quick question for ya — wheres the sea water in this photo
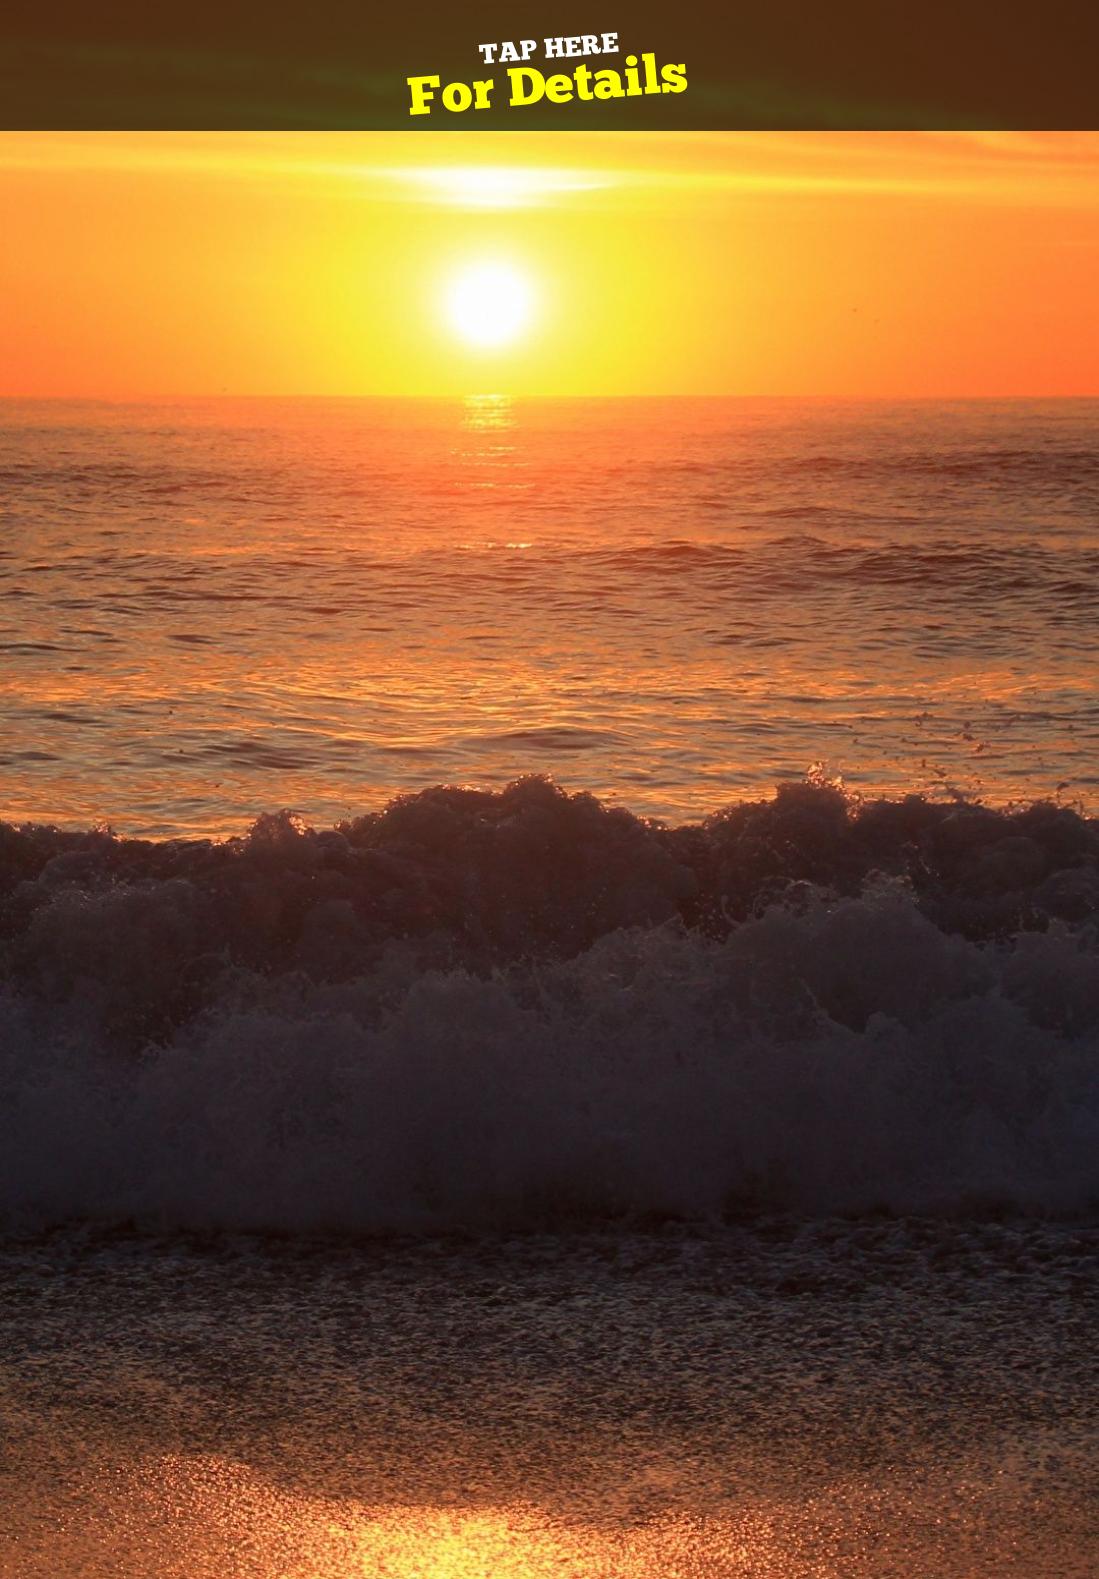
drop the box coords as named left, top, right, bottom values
left=3, top=395, right=1098, bottom=836
left=1, top=396, right=1096, bottom=1574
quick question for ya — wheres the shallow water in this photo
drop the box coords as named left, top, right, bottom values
left=2, top=1225, right=1096, bottom=1577
left=3, top=395, right=1098, bottom=836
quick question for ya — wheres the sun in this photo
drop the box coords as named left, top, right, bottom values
left=444, top=261, right=535, bottom=350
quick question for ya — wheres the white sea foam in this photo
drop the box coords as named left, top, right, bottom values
left=2, top=851, right=1096, bottom=1231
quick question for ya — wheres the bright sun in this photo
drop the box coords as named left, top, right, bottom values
left=444, top=261, right=535, bottom=350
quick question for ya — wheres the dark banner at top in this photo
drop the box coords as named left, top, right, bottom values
left=1, top=0, right=1097, bottom=130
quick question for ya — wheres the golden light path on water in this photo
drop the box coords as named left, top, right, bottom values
left=3, top=1228, right=1093, bottom=1579
left=10, top=1452, right=895, bottom=1578
left=15, top=1445, right=1078, bottom=1579
left=3, top=395, right=1098, bottom=837
left=24, top=1454, right=799, bottom=1576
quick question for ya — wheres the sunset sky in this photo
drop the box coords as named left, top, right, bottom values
left=2, top=131, right=1097, bottom=398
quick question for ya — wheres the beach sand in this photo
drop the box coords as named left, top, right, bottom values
left=2, top=1223, right=1095, bottom=1577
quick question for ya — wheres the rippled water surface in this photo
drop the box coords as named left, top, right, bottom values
left=3, top=397, right=1098, bottom=1577
left=3, top=396, right=1097, bottom=835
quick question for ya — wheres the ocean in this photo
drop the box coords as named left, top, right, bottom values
left=3, top=396, right=1099, bottom=835
left=1, top=396, right=1097, bottom=1574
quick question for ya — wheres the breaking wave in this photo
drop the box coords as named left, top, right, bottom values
left=2, top=777, right=1098, bottom=1232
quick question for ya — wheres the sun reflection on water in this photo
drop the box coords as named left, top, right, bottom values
left=7, top=1441, right=1077, bottom=1577
left=39, top=1453, right=796, bottom=1578
left=461, top=392, right=517, bottom=431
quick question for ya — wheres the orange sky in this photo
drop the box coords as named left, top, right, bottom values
left=1, top=131, right=1097, bottom=398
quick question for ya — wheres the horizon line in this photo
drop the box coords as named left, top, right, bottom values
left=3, top=390, right=1098, bottom=404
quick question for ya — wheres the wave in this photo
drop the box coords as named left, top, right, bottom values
left=2, top=777, right=1098, bottom=1232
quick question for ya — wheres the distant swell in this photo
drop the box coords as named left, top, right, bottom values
left=2, top=777, right=1098, bottom=1232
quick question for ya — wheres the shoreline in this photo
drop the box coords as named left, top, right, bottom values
left=2, top=1220, right=1095, bottom=1577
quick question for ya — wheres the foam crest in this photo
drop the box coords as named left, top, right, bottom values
left=2, top=779, right=1097, bottom=1231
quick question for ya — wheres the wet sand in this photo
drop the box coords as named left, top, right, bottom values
left=2, top=1221, right=1095, bottom=1577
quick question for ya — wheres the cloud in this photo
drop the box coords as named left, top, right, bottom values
left=1, top=131, right=1097, bottom=211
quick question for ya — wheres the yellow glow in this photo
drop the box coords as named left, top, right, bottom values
left=10, top=1450, right=1058, bottom=1576
left=444, top=261, right=535, bottom=349
left=392, top=164, right=611, bottom=208
left=1, top=132, right=1098, bottom=396
left=26, top=1452, right=802, bottom=1575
